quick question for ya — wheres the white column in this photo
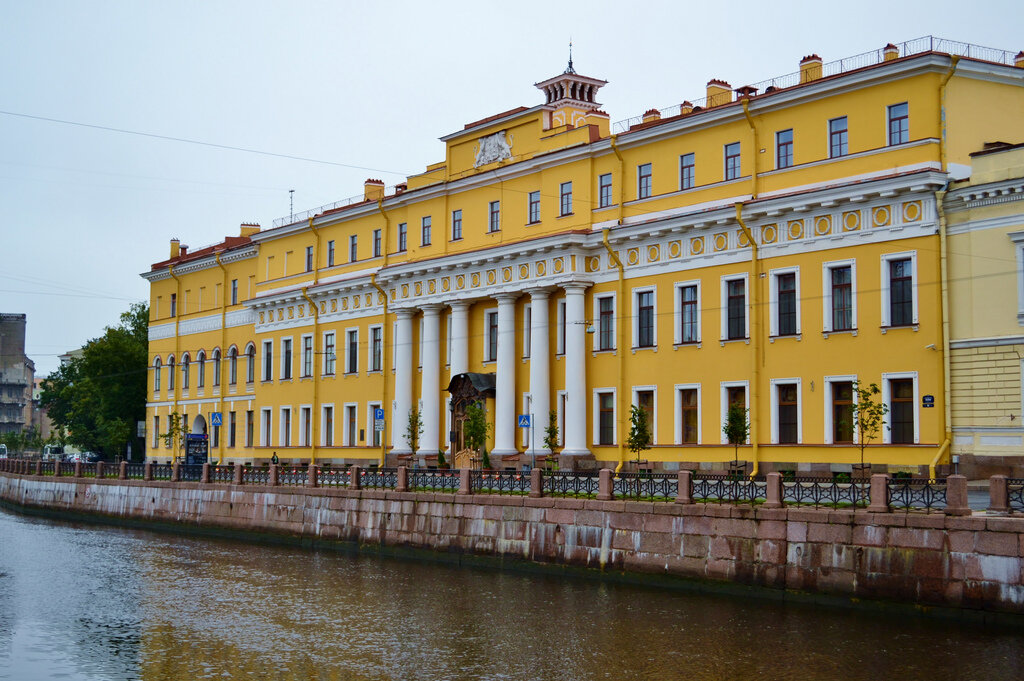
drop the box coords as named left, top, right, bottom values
left=449, top=302, right=469, bottom=378
left=528, top=288, right=551, bottom=456
left=492, top=293, right=518, bottom=457
left=392, top=309, right=415, bottom=454
left=418, top=304, right=442, bottom=455
left=562, top=283, right=591, bottom=456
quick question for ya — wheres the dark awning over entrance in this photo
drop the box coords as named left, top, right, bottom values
left=445, top=372, right=496, bottom=396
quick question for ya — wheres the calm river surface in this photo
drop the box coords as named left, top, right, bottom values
left=0, top=507, right=1022, bottom=681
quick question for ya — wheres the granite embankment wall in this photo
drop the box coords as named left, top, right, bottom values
left=1, top=470, right=1023, bottom=616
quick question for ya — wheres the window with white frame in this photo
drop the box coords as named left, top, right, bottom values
left=299, top=406, right=312, bottom=446
left=633, top=386, right=657, bottom=444
left=280, top=338, right=292, bottom=380
left=881, top=252, right=917, bottom=327
left=824, top=375, right=857, bottom=444
left=720, top=275, right=748, bottom=340
left=262, top=341, right=273, bottom=381
left=488, top=202, right=500, bottom=233
left=153, top=358, right=162, bottom=392
left=152, top=415, right=160, bottom=449
left=279, top=407, right=292, bottom=447
left=633, top=287, right=656, bottom=348
left=322, top=404, right=334, bottom=446
left=350, top=234, right=358, bottom=262
left=724, top=142, right=741, bottom=181
left=1011, top=231, right=1024, bottom=324
left=528, top=191, right=541, bottom=223
left=368, top=402, right=382, bottom=447
left=370, top=325, right=382, bottom=372
left=598, top=174, right=613, bottom=208
left=212, top=349, right=221, bottom=387
left=260, top=408, right=272, bottom=447
left=323, top=332, right=336, bottom=375
left=883, top=372, right=918, bottom=444
left=344, top=404, right=357, bottom=446
left=522, top=304, right=532, bottom=358
left=397, top=223, right=407, bottom=252
left=246, top=410, right=254, bottom=448
left=829, top=116, right=848, bottom=158
left=484, top=310, right=498, bottom=362
left=559, top=182, right=573, bottom=216
left=373, top=229, right=382, bottom=257
left=769, top=267, right=800, bottom=337
left=887, top=102, right=909, bottom=146
left=637, top=163, right=652, bottom=200
left=346, top=329, right=359, bottom=374
left=596, top=294, right=615, bottom=351
left=421, top=216, right=432, bottom=245
left=196, top=350, right=205, bottom=389
left=720, top=382, right=749, bottom=444
left=822, top=259, right=856, bottom=332
left=305, top=246, right=313, bottom=272
left=181, top=353, right=190, bottom=390
left=327, top=240, right=335, bottom=267
left=680, top=153, right=695, bottom=190
left=451, top=209, right=463, bottom=240
left=593, top=389, right=616, bottom=446
left=776, top=129, right=793, bottom=169
left=770, top=379, right=801, bottom=444
left=674, top=281, right=700, bottom=344
left=675, top=384, right=700, bottom=444
left=301, top=335, right=313, bottom=377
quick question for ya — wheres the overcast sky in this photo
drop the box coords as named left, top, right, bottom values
left=2, top=0, right=1021, bottom=377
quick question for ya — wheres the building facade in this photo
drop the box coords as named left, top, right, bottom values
left=0, top=314, right=34, bottom=436
left=143, top=38, right=1024, bottom=475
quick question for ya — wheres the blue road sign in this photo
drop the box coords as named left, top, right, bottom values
left=517, top=414, right=532, bottom=428
left=374, top=408, right=385, bottom=420
left=210, top=412, right=223, bottom=427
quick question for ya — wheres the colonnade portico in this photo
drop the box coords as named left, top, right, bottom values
left=390, top=280, right=592, bottom=462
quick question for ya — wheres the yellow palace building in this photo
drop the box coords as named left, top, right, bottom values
left=143, top=37, right=1024, bottom=476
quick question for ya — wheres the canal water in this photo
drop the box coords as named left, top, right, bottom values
left=0, top=507, right=1021, bottom=681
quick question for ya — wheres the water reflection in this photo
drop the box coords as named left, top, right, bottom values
left=0, top=506, right=1022, bottom=680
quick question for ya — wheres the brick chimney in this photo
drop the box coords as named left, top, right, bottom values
left=883, top=43, right=899, bottom=62
left=679, top=100, right=694, bottom=115
left=800, top=54, right=823, bottom=83
left=706, top=79, right=732, bottom=107
left=240, top=223, right=260, bottom=237
left=364, top=178, right=385, bottom=201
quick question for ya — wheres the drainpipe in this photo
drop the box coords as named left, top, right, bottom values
left=609, top=135, right=628, bottom=474
left=214, top=254, right=228, bottom=465
left=301, top=286, right=320, bottom=465
left=741, top=99, right=759, bottom=200
left=734, top=205, right=761, bottom=477
left=929, top=57, right=959, bottom=479
left=374, top=196, right=392, bottom=467
left=168, top=264, right=181, bottom=460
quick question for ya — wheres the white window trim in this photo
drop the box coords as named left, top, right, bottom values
left=631, top=385, right=658, bottom=444
left=823, top=374, right=859, bottom=445
left=720, top=380, right=750, bottom=444
left=368, top=401, right=382, bottom=447
left=321, top=403, right=335, bottom=447
left=262, top=340, right=273, bottom=381
left=592, top=387, right=617, bottom=446
left=279, top=336, right=293, bottom=380
left=1009, top=231, right=1024, bottom=324
left=770, top=268, right=798, bottom=337
left=345, top=327, right=359, bottom=375
left=674, top=383, right=702, bottom=445
left=556, top=390, right=567, bottom=446
left=322, top=331, right=336, bottom=375
left=279, top=406, right=292, bottom=447
left=631, top=285, right=657, bottom=349
left=300, top=333, right=314, bottom=377
left=556, top=300, right=567, bottom=355
left=720, top=273, right=749, bottom=341
left=343, top=402, right=359, bottom=447
left=880, top=251, right=918, bottom=327
left=523, top=303, right=532, bottom=358
left=593, top=292, right=616, bottom=352
left=483, top=307, right=498, bottom=362
left=152, top=415, right=161, bottom=449
left=882, top=371, right=919, bottom=444
left=637, top=162, right=652, bottom=199
left=672, top=280, right=701, bottom=345
left=822, top=258, right=858, bottom=333
left=368, top=324, right=383, bottom=372
left=260, top=407, right=272, bottom=447
left=298, top=403, right=313, bottom=447
left=769, top=378, right=802, bottom=444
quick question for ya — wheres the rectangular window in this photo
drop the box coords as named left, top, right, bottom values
left=421, top=216, right=432, bottom=245
left=346, top=405, right=357, bottom=447
left=261, top=409, right=271, bottom=447
left=305, top=246, right=314, bottom=272
left=246, top=346, right=254, bottom=384
left=636, top=290, right=655, bottom=348
left=246, top=410, right=254, bottom=448
left=724, top=277, right=747, bottom=340
left=346, top=329, right=358, bottom=374
left=559, top=182, right=573, bottom=216
left=774, top=271, right=798, bottom=336
left=451, top=209, right=462, bottom=240
left=598, top=391, right=615, bottom=445
left=830, top=265, right=854, bottom=331
left=831, top=381, right=854, bottom=444
left=170, top=293, right=177, bottom=317
left=370, top=326, right=382, bottom=372
left=636, top=389, right=655, bottom=444
left=680, top=153, right=695, bottom=190
left=888, top=102, right=909, bottom=146
left=637, top=163, right=652, bottom=199
left=369, top=402, right=381, bottom=447
left=776, top=382, right=799, bottom=444
left=323, top=406, right=334, bottom=446
left=598, top=296, right=615, bottom=351
left=677, top=283, right=699, bottom=344
left=397, top=223, right=407, bottom=252
left=679, top=388, right=698, bottom=444
left=486, top=311, right=498, bottom=362
left=724, top=142, right=741, bottom=181
left=776, top=129, right=793, bottom=169
left=488, top=201, right=500, bottom=232
left=528, top=191, right=541, bottom=223
left=373, top=229, right=382, bottom=257
left=262, top=341, right=273, bottom=381
left=557, top=300, right=566, bottom=355
left=349, top=235, right=358, bottom=262
left=829, top=116, right=848, bottom=158
left=324, top=332, right=336, bottom=375
left=889, top=378, right=915, bottom=444
left=300, top=407, right=311, bottom=447
left=281, top=339, right=292, bottom=380
left=327, top=240, right=335, bottom=267
left=230, top=279, right=238, bottom=305
left=229, top=411, right=237, bottom=448
left=154, top=362, right=162, bottom=392
left=302, top=336, right=313, bottom=377
left=280, top=407, right=291, bottom=447
left=598, top=174, right=612, bottom=208
left=888, top=257, right=914, bottom=326
left=153, top=415, right=160, bottom=449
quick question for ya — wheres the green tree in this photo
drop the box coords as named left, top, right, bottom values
left=463, top=401, right=491, bottom=468
left=851, top=381, right=888, bottom=472
left=405, top=407, right=424, bottom=455
left=542, top=409, right=559, bottom=453
left=160, top=411, right=189, bottom=461
left=626, top=404, right=652, bottom=467
left=722, top=403, right=750, bottom=465
left=40, top=302, right=148, bottom=460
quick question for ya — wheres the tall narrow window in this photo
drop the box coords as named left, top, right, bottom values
left=346, top=330, right=358, bottom=374
left=170, top=293, right=177, bottom=317
left=776, top=272, right=797, bottom=336
left=302, top=336, right=313, bottom=377
left=229, top=411, right=237, bottom=448
left=637, top=163, right=652, bottom=199
left=888, top=258, right=913, bottom=326
left=486, top=311, right=498, bottom=362
left=557, top=300, right=566, bottom=355
left=421, top=216, right=432, bottom=245
left=636, top=290, right=655, bottom=348
left=523, top=305, right=532, bottom=358
left=323, top=406, right=334, bottom=446
left=212, top=349, right=221, bottom=387
left=679, top=388, right=698, bottom=444
left=230, top=279, right=238, bottom=305
left=263, top=341, right=273, bottom=381
left=301, top=407, right=311, bottom=447
left=559, top=182, right=573, bottom=216
left=346, top=405, right=357, bottom=446
left=305, top=246, right=314, bottom=272
left=281, top=408, right=291, bottom=447
left=636, top=390, right=655, bottom=442
left=832, top=381, right=854, bottom=443
left=776, top=129, right=793, bottom=169
left=598, top=174, right=612, bottom=208
left=370, top=326, right=382, bottom=372
left=153, top=415, right=160, bottom=449
left=349, top=235, right=358, bottom=262
left=196, top=351, right=206, bottom=389
left=598, top=296, right=614, bottom=351
left=167, top=357, right=175, bottom=390
left=153, top=358, right=162, bottom=392
left=181, top=354, right=190, bottom=389
left=324, top=332, right=336, bottom=375
left=831, top=266, right=853, bottom=331
left=246, top=345, right=255, bottom=383
left=373, top=229, right=382, bottom=257
left=451, top=209, right=462, bottom=240
left=598, top=392, right=615, bottom=445
left=888, top=102, right=909, bottom=146
left=369, top=403, right=381, bottom=447
left=727, top=279, right=746, bottom=340
left=679, top=284, right=698, bottom=344
left=528, top=191, right=541, bottom=223
left=680, top=153, right=695, bottom=190
left=724, top=142, right=741, bottom=180
left=228, top=347, right=237, bottom=385
left=397, top=223, right=407, bottom=252
left=246, top=410, right=254, bottom=447
left=777, top=383, right=798, bottom=444
left=829, top=116, right=848, bottom=158
left=488, top=202, right=500, bottom=232
left=281, top=339, right=292, bottom=380
left=890, top=378, right=915, bottom=444
left=327, top=240, right=335, bottom=267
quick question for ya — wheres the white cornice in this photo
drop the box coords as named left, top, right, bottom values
left=945, top=177, right=1024, bottom=214
left=140, top=245, right=258, bottom=282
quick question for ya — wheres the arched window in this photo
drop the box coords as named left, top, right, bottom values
left=167, top=356, right=176, bottom=390
left=245, top=343, right=256, bottom=384
left=196, top=350, right=206, bottom=389
left=212, top=348, right=221, bottom=387
left=153, top=357, right=162, bottom=392
left=181, top=353, right=191, bottom=390
left=228, top=346, right=238, bottom=385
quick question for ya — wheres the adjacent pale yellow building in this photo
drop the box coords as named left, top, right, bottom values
left=143, top=38, right=1024, bottom=476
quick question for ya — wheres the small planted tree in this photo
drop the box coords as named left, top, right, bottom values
left=405, top=407, right=424, bottom=454
left=626, top=404, right=652, bottom=468
left=542, top=409, right=559, bottom=470
left=851, top=381, right=888, bottom=472
left=722, top=403, right=750, bottom=470
left=463, top=401, right=491, bottom=468
left=160, top=411, right=188, bottom=461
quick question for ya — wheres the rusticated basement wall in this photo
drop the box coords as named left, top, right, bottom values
left=1, top=473, right=1022, bottom=615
